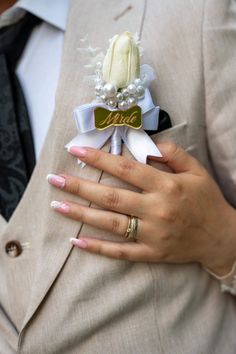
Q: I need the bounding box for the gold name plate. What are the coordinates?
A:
[94,106,142,130]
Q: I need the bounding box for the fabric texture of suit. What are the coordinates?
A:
[0,0,236,353]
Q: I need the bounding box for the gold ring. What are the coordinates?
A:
[124,216,138,240]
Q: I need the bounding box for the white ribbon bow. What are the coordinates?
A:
[66,89,162,165]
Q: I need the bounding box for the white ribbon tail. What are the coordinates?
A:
[121,128,162,164]
[65,128,114,166]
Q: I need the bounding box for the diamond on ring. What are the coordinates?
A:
[124,216,138,240]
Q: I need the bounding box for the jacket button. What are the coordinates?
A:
[5,241,22,258]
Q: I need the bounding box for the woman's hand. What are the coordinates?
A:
[47,143,236,276]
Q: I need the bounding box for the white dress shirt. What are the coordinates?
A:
[0,0,69,159]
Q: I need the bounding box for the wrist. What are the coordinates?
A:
[204,260,236,295]
[201,205,236,277]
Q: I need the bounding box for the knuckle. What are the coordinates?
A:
[70,180,81,196]
[72,205,83,220]
[77,207,86,221]
[95,244,103,255]
[89,149,102,165]
[164,179,182,195]
[110,217,121,234]
[101,189,120,208]
[114,247,129,260]
[158,207,177,223]
[117,158,135,178]
[159,231,172,243]
[65,177,81,195]
[156,248,169,261]
[165,142,179,157]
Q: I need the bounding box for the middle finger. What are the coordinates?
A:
[47,174,148,217]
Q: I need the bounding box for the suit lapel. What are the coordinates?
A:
[10,0,146,331]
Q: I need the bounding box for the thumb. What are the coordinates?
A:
[148,142,203,174]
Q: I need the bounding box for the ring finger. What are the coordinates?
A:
[51,200,144,238]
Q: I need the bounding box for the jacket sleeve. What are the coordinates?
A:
[204,0,236,207]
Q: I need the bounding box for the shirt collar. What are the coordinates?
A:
[0,0,69,31]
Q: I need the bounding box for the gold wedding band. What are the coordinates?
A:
[124,216,138,240]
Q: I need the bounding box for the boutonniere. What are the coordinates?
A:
[66,31,162,165]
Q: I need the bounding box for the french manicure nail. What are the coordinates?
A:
[68,147,87,158]
[70,237,88,249]
[51,201,70,213]
[47,174,66,188]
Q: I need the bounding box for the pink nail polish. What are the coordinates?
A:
[47,174,65,188]
[68,147,87,158]
[51,201,70,213]
[70,238,88,249]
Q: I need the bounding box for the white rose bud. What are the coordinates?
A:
[102,32,140,89]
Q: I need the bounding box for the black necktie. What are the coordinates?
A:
[0,13,41,221]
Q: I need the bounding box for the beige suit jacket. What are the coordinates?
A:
[1,0,236,353]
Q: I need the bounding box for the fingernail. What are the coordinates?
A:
[51,201,70,213]
[47,174,65,188]
[70,237,88,249]
[68,147,87,158]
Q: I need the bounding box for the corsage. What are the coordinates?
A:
[66,31,162,165]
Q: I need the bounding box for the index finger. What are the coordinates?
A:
[68,146,164,192]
